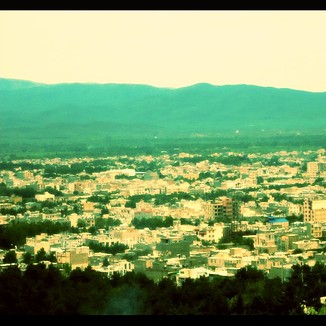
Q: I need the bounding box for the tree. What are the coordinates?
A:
[292,248,303,254]
[102,257,110,267]
[22,252,33,264]
[3,250,17,264]
[235,266,266,283]
[256,176,264,184]
[313,177,325,186]
[0,265,23,314]
[35,247,47,262]
[48,251,57,263]
[77,218,87,228]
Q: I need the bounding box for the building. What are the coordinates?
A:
[267,216,289,229]
[155,234,196,258]
[303,198,326,223]
[176,267,211,286]
[35,191,55,202]
[306,223,323,238]
[307,162,319,175]
[307,161,326,175]
[207,196,240,223]
[56,246,90,270]
[25,233,51,255]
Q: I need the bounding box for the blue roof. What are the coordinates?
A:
[268,216,288,223]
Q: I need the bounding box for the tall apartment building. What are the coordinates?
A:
[205,196,240,225]
[307,161,326,174]
[307,162,319,174]
[303,198,326,223]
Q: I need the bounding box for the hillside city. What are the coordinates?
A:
[1,147,326,290]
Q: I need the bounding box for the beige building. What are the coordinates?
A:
[307,162,319,175]
[35,191,55,202]
[94,259,134,278]
[25,233,52,255]
[303,198,326,223]
[205,196,240,222]
[176,267,211,286]
[195,223,226,243]
[56,246,90,270]
[307,223,323,238]
[292,239,320,251]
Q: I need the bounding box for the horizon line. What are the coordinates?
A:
[0,76,325,93]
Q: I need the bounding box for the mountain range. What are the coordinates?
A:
[0,77,325,154]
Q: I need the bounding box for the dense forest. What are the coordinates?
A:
[0,262,325,315]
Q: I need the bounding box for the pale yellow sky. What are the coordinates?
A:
[0,10,326,92]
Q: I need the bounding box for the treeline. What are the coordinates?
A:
[1,133,325,160]
[0,183,37,199]
[3,247,57,265]
[88,242,129,255]
[0,262,325,315]
[43,160,116,177]
[131,216,174,230]
[181,154,251,166]
[0,218,122,250]
[0,183,63,199]
[124,190,231,208]
[218,231,255,250]
[0,220,72,249]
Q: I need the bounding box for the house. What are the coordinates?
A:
[267,216,289,229]
[56,246,90,270]
[176,267,211,286]
[35,191,55,202]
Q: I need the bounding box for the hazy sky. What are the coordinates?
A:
[1,10,326,92]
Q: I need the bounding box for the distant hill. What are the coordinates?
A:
[0,78,44,91]
[0,78,325,155]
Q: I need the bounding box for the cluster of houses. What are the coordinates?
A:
[0,148,326,284]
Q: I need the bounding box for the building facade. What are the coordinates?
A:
[303,198,326,223]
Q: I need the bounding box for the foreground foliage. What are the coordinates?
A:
[0,262,325,315]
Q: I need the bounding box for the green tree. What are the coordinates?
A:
[256,176,264,184]
[77,218,87,228]
[102,257,110,267]
[35,247,47,262]
[292,248,303,254]
[0,265,23,314]
[48,251,57,263]
[3,250,17,264]
[22,252,33,264]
